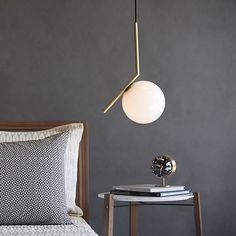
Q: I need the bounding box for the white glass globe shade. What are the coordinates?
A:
[122,81,165,124]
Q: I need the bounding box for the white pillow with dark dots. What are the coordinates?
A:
[0,132,72,225]
[0,123,83,216]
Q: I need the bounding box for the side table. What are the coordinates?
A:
[98,192,203,236]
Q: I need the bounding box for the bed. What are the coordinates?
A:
[0,121,98,236]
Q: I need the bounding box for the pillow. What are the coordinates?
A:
[0,132,72,225]
[0,123,83,216]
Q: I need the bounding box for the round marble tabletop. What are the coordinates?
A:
[98,192,194,202]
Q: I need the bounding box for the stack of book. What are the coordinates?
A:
[111,184,192,198]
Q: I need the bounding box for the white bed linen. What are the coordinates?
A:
[0,216,98,236]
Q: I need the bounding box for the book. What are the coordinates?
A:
[112,184,185,193]
[110,189,191,197]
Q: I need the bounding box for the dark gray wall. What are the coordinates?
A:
[0,0,236,235]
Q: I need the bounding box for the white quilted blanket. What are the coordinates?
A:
[0,216,98,236]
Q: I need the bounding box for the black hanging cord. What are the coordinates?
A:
[135,0,137,22]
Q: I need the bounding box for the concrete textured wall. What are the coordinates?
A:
[0,0,236,235]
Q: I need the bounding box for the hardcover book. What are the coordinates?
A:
[112,184,185,193]
[110,189,190,197]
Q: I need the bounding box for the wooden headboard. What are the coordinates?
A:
[0,121,89,222]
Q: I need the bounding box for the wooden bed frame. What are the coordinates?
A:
[0,121,89,222]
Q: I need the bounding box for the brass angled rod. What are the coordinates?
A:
[103,22,140,113]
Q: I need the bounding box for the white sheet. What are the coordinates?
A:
[0,216,98,236]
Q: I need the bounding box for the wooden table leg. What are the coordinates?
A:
[129,202,138,236]
[193,192,203,236]
[104,194,114,236]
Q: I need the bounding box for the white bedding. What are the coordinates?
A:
[0,216,98,236]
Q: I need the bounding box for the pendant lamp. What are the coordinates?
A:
[103,0,165,124]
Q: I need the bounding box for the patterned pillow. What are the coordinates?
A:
[0,123,83,216]
[0,132,72,225]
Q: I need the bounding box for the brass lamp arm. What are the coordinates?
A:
[103,22,140,113]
